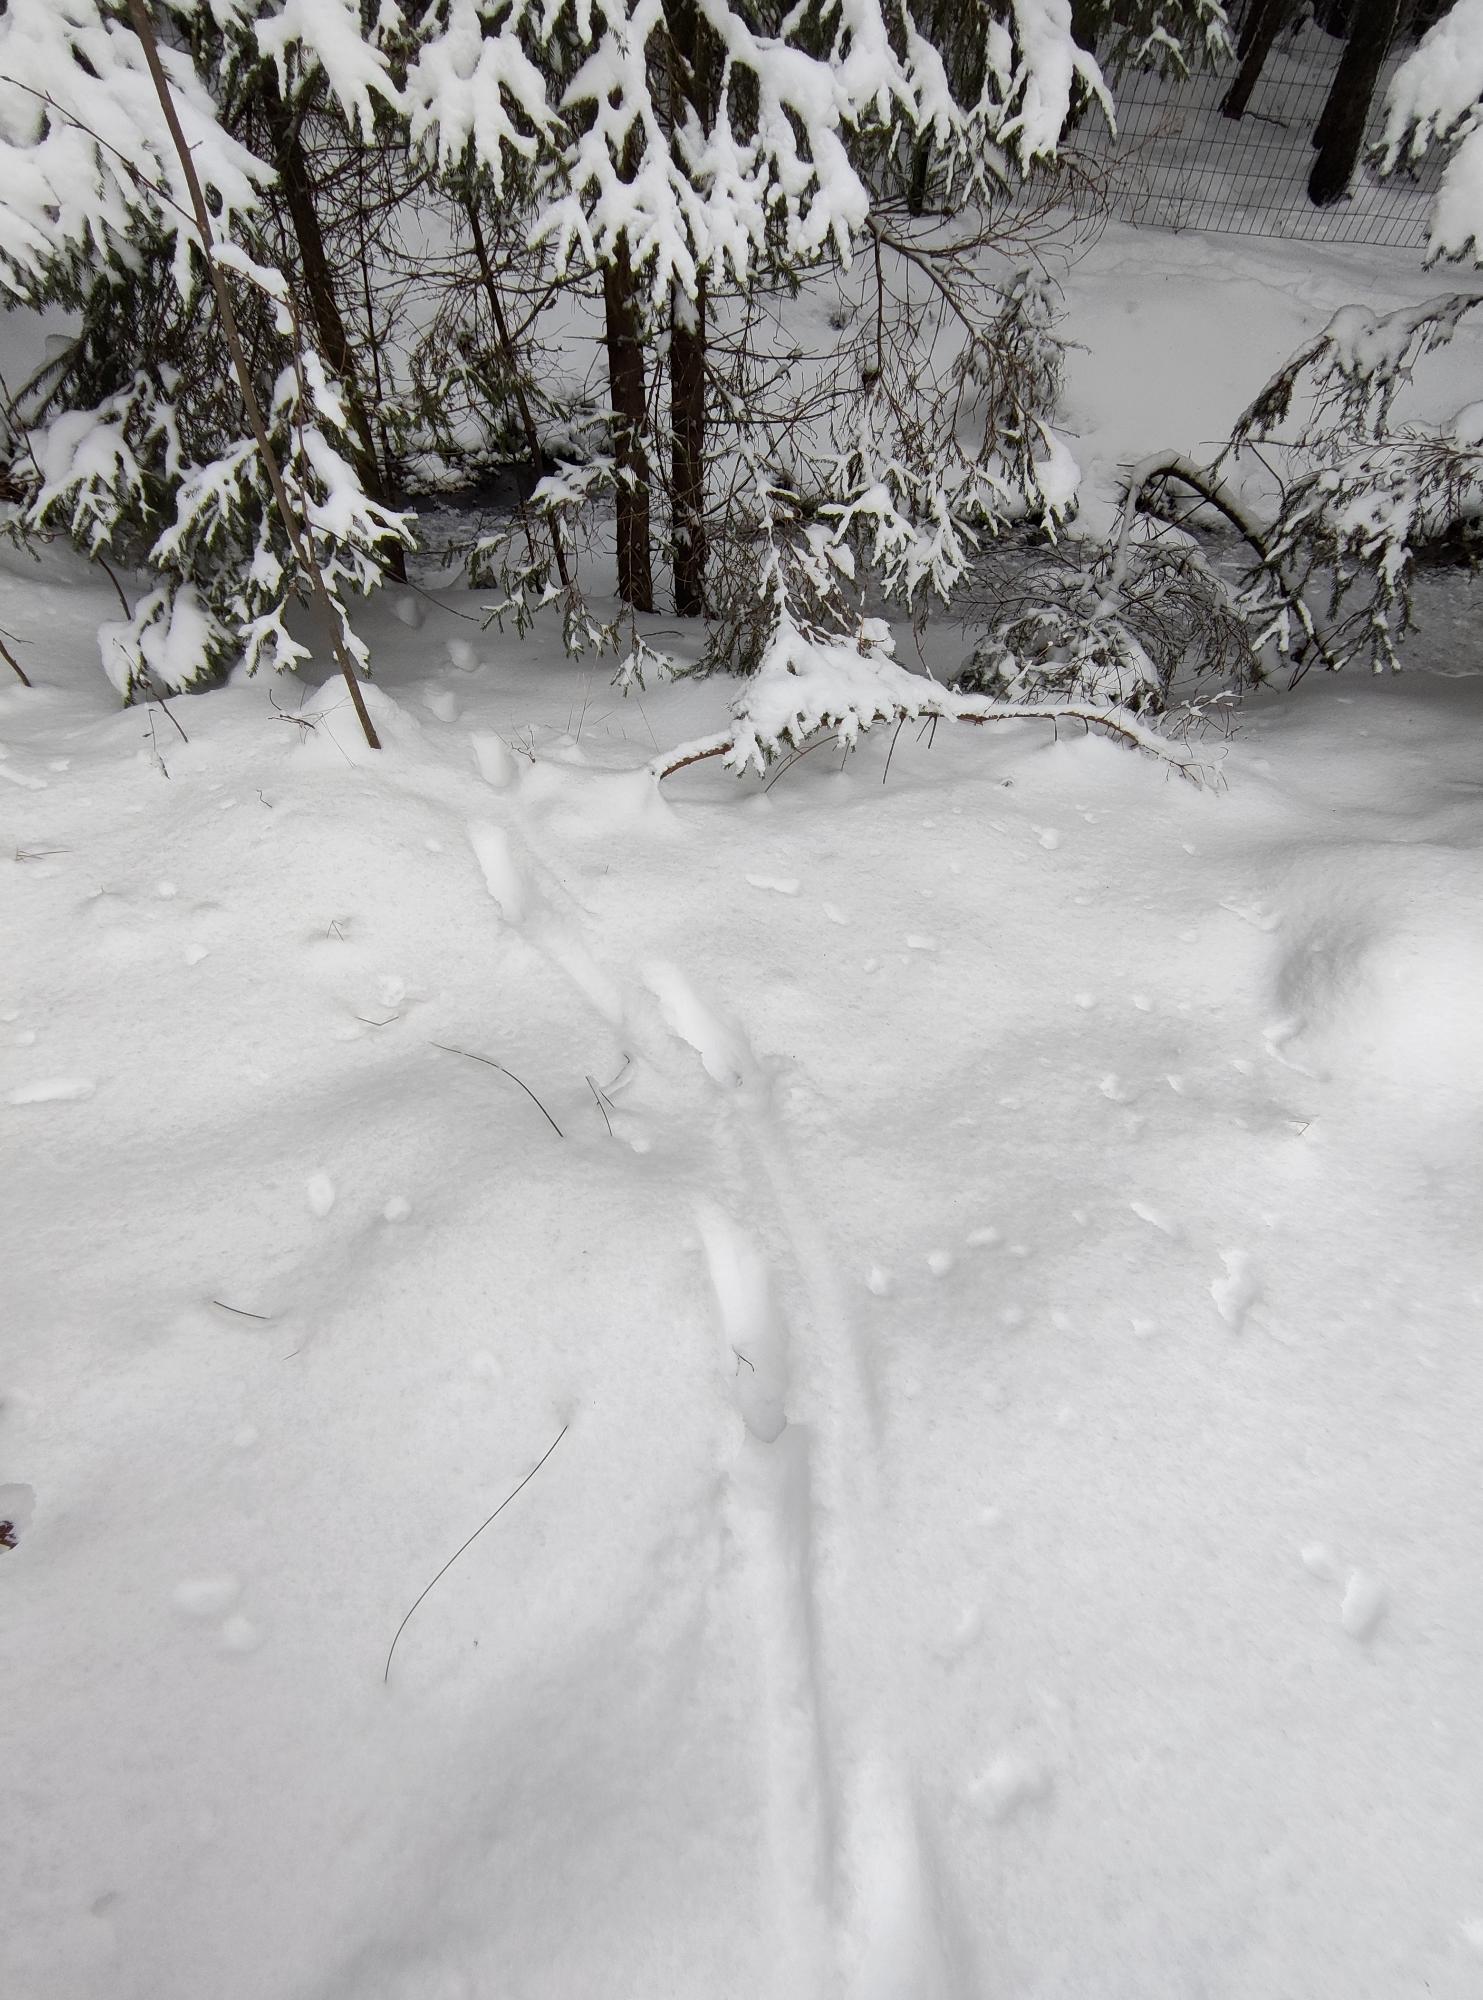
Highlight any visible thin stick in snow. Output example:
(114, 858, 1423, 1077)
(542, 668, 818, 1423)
(383, 1423, 570, 1684)
(0, 639, 30, 687)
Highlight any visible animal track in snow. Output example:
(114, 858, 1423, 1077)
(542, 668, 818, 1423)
(470, 732, 519, 789)
(468, 820, 528, 921)
(6, 1077, 95, 1104)
(219, 1613, 265, 1654)
(1340, 1570, 1387, 1641)
(1211, 1250, 1258, 1331)
(745, 873, 800, 896)
(1130, 1200, 1181, 1238)
(172, 1573, 241, 1619)
(971, 1751, 1051, 1823)
(694, 1203, 788, 1443)
(306, 1173, 336, 1218)
(645, 962, 750, 1085)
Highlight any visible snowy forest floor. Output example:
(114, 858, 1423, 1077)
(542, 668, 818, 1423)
(5, 226, 1483, 2000)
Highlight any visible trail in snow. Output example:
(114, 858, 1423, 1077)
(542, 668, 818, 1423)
(456, 741, 964, 1996)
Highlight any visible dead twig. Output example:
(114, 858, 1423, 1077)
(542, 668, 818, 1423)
(0, 634, 30, 687)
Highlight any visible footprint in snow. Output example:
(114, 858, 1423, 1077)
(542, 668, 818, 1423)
(172, 1573, 263, 1652)
(306, 1173, 336, 1218)
(470, 733, 519, 790)
(219, 1614, 265, 1654)
(1299, 1546, 1387, 1641)
(6, 1077, 95, 1105)
(1340, 1570, 1387, 1641)
(468, 819, 528, 921)
(173, 1573, 241, 1619)
(1130, 1200, 1181, 1239)
(970, 1751, 1051, 1823)
(1211, 1249, 1258, 1331)
(694, 1202, 788, 1443)
(745, 873, 800, 896)
(645, 962, 750, 1086)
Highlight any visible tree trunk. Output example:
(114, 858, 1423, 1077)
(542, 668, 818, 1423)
(125, 0, 381, 750)
(464, 196, 571, 590)
(670, 278, 706, 617)
(262, 84, 405, 580)
(1223, 0, 1292, 118)
(665, 0, 714, 611)
(1070, 0, 1102, 58)
(1307, 0, 1403, 205)
(603, 243, 653, 613)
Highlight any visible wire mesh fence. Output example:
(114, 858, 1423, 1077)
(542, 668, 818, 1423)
(1057, 7, 1440, 250)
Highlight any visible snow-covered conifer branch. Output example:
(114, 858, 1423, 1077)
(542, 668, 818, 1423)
(1380, 0, 1483, 262)
(0, 0, 269, 300)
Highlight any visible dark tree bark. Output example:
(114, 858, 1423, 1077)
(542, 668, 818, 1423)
(1222, 0, 1294, 118)
(261, 83, 405, 580)
(1307, 0, 1403, 205)
(670, 277, 706, 616)
(125, 0, 381, 749)
(665, 0, 715, 612)
(603, 242, 654, 614)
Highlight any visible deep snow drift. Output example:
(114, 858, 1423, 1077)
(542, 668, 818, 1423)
(4, 228, 1483, 2000)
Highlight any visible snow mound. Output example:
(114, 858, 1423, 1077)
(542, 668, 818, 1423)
(1268, 843, 1483, 1105)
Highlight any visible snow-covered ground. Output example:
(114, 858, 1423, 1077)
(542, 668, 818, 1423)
(4, 231, 1483, 2000)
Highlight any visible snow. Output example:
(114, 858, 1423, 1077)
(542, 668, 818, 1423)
(6, 232, 1483, 2000)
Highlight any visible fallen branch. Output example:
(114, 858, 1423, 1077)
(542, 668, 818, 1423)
(0, 634, 30, 687)
(650, 696, 1203, 786)
(1113, 450, 1340, 674)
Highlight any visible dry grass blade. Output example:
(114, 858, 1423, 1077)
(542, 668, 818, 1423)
(383, 1423, 570, 1684)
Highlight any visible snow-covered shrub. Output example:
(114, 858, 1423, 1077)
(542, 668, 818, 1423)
(1227, 296, 1483, 676)
(15, 265, 411, 696)
(0, 0, 410, 703)
(989, 296, 1483, 703)
(957, 533, 1255, 711)
(1380, 0, 1483, 263)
